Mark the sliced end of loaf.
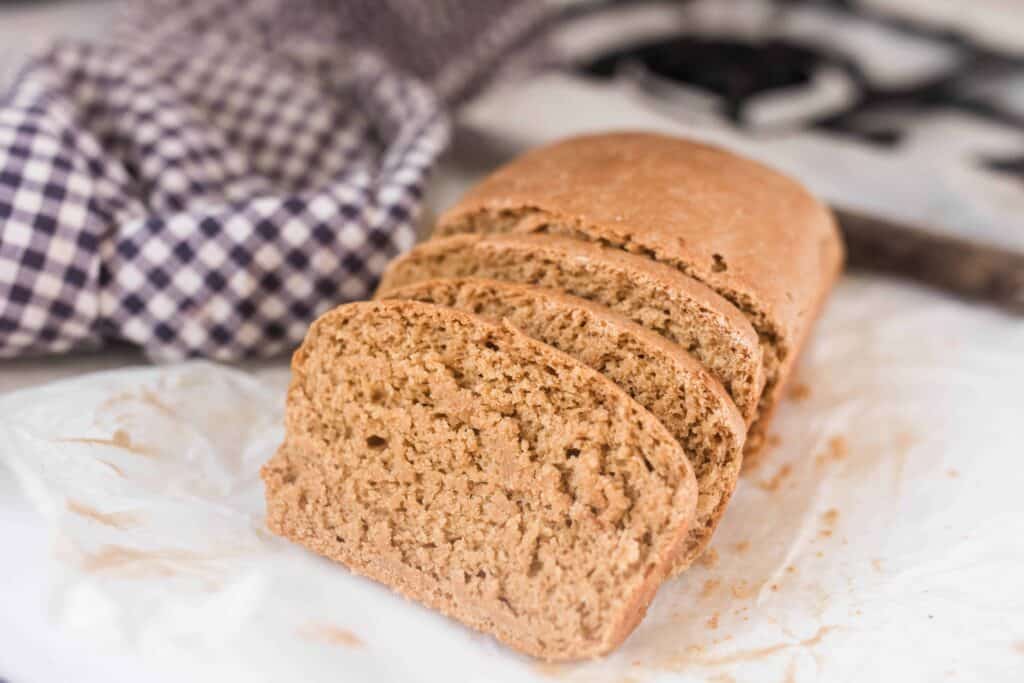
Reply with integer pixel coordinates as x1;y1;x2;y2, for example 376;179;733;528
262;300;698;659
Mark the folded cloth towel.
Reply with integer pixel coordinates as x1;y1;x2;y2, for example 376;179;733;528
0;0;547;359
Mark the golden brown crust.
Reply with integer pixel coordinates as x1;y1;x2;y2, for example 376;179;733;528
435;131;845;464
263;300;699;660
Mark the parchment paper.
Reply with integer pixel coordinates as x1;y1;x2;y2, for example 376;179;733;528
2;274;1024;682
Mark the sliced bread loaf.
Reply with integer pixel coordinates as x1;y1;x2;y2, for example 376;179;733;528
261;300;699;660
376;233;764;425
382;277;745;571
433;132;844;463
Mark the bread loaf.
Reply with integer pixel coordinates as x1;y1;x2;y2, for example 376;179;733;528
433;132;844;463
262;300;699;660
376;233;764;424
382;277;745;572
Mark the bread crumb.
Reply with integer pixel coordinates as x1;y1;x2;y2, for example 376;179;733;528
701;578;721;597
699;547;720;568
58;429;156;457
78;545;212;579
1014;641;1024;654
816;551;824;558
731;580;753;599
787;382;811;402
770;583;780;592
786;565;797;574
733;540;750;554
815;436;847;465
300;623;364;649
947;469;960;478
872;559;883;572
819;529;833;538
66;500;138;530
895;431;917;450
822;508;839;525
706;613;720;630
532;661;566;678
758;464;792;491
99;460;125;477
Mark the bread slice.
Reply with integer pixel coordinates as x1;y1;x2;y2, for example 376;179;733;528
261;300;698;661
382;277;745;572
376;233;764;425
433;132;844;464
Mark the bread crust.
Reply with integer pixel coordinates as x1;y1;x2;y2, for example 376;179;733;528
435;131;844;464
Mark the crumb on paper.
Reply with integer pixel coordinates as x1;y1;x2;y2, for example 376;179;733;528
733;540;750;554
66;500;138;529
532;661;567;679
730;580;753;599
79;544;212;579
822;508;840;525
872;559;884;573
698;547;720;568
1014;641;1024;654
299;623;364;649
818;529;833;538
758;464;792;492
787;382;811;402
58;429;156;457
706;613;720;630
695;626;836;666
102;388;177;419
784;658;798;683
99;460;125;477
815;436;847;466
891;430;918;487
785;565;797;574
701;578;721;597
895;431;917;450
947;469;960;478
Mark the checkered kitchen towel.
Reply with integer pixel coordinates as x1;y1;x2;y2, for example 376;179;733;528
0;0;548;360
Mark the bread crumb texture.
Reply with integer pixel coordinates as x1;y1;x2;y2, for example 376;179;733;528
383;277;746;573
262;301;697;660
377;234;764;424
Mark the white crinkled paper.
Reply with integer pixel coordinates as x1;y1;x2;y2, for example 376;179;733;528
2;275;1024;682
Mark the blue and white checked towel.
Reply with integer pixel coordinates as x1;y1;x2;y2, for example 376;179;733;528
0;0;547;360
